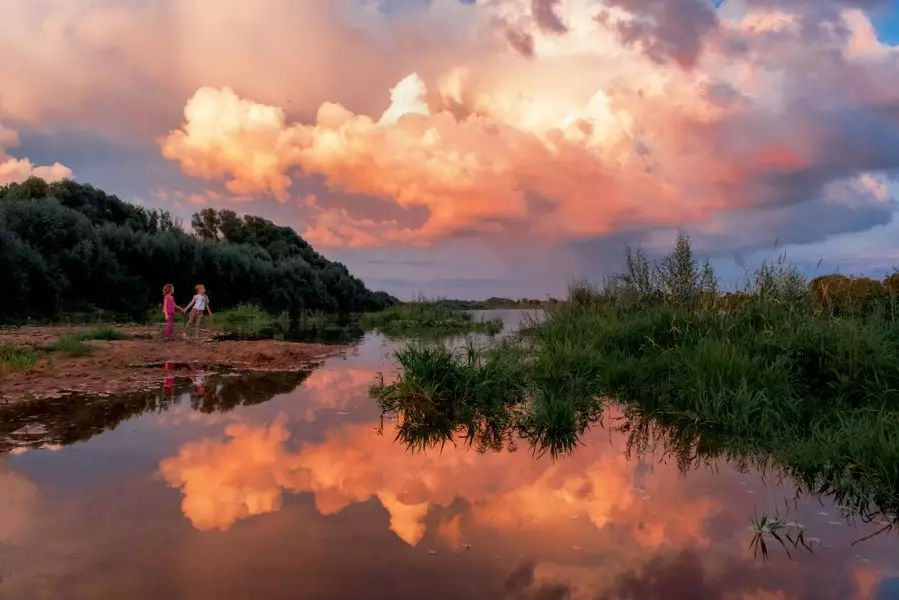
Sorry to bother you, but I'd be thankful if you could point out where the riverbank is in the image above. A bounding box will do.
[0,324,346,403]
[371,235,899,520]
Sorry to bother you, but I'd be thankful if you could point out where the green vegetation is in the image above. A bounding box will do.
[74,326,131,341]
[38,327,133,357]
[426,297,559,310]
[0,177,396,324]
[212,303,284,338]
[372,231,899,521]
[362,299,504,336]
[46,335,93,357]
[0,344,39,372]
[209,303,364,343]
[0,327,132,369]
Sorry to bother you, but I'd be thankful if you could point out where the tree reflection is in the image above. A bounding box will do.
[189,371,311,413]
[0,369,313,452]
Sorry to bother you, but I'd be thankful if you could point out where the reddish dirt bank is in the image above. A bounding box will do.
[0,324,346,404]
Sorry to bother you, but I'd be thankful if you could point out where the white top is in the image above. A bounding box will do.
[192,294,207,311]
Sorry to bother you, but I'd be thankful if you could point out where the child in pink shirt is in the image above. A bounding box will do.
[162,284,185,341]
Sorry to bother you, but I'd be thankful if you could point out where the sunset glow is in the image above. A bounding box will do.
[2,0,898,294]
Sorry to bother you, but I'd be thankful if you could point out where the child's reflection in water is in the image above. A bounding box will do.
[193,368,206,397]
[163,361,175,396]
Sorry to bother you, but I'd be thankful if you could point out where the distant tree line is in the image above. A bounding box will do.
[0,177,396,322]
[426,297,559,310]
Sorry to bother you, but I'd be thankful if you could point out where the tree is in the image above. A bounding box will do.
[191,208,221,240]
[659,229,698,304]
[0,178,398,322]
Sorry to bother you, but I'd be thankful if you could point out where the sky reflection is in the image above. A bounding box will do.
[1,332,897,599]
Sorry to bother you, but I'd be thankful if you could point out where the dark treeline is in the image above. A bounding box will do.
[0,177,396,322]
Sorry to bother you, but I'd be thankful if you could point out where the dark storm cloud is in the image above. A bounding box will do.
[597,0,719,69]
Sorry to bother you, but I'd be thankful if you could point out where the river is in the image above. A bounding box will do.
[0,310,896,599]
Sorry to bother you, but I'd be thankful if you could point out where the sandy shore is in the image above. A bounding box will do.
[0,324,346,403]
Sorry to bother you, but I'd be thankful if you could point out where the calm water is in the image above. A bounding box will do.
[2,310,898,599]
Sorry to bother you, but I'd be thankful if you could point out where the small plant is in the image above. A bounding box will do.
[749,512,812,561]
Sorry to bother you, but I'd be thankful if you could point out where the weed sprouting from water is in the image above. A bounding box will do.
[749,512,812,561]
[371,341,531,453]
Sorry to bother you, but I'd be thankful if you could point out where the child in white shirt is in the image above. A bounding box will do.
[183,284,213,340]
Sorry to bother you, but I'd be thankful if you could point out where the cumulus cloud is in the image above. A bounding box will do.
[156,1,899,250]
[0,0,487,134]
[0,123,72,185]
[3,0,899,261]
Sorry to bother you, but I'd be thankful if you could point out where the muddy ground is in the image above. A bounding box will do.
[0,324,347,404]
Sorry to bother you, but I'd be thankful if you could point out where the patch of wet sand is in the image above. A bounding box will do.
[0,325,346,404]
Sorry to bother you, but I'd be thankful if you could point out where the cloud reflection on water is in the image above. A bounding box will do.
[0,342,894,599]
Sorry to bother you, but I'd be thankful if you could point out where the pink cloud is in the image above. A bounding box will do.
[157,404,720,550]
[156,3,899,248]
[0,123,72,185]
[2,0,898,254]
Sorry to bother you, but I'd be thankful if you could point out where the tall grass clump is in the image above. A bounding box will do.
[47,335,93,356]
[362,297,503,336]
[371,341,528,452]
[373,229,899,519]
[0,344,39,372]
[213,303,273,338]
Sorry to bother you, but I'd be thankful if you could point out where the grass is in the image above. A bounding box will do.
[46,335,94,356]
[371,231,899,523]
[211,304,360,341]
[74,326,131,341]
[212,303,276,338]
[42,326,131,357]
[0,344,39,372]
[0,327,132,366]
[362,298,504,337]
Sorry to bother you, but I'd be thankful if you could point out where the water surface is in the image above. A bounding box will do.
[1,310,897,599]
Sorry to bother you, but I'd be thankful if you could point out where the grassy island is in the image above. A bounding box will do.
[362,299,503,337]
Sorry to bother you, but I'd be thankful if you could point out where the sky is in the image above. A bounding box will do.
[2,0,899,300]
